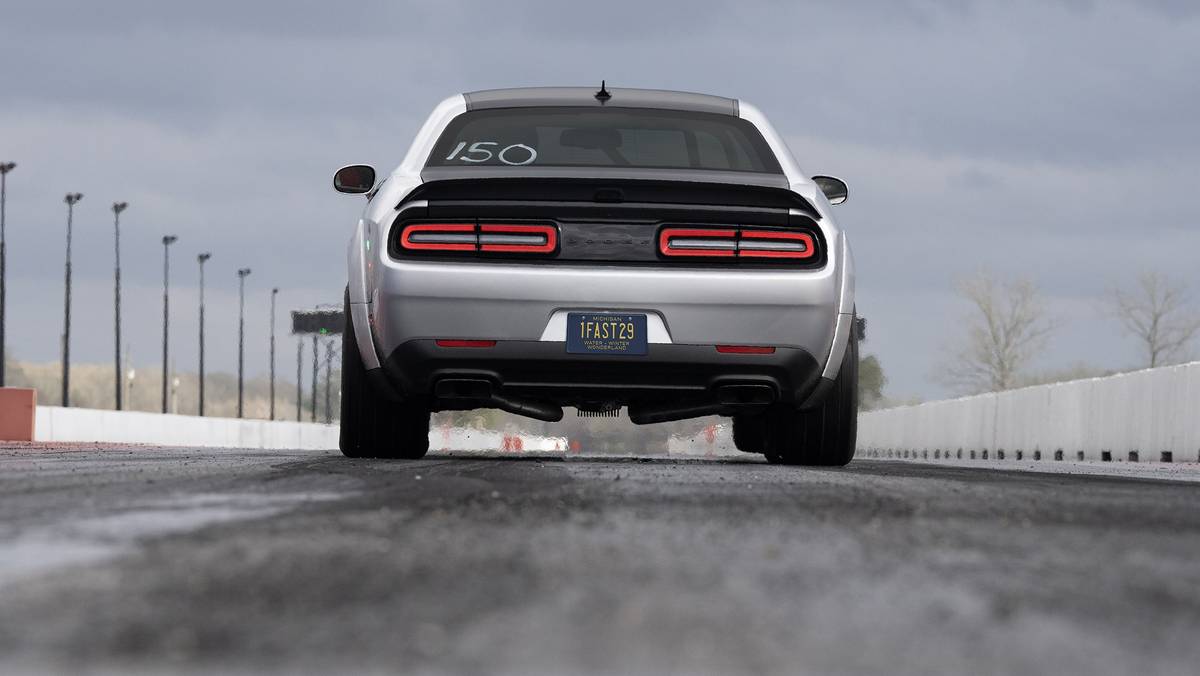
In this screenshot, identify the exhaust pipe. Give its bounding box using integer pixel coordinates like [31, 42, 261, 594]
[629, 383, 776, 425]
[628, 401, 725, 425]
[491, 394, 563, 422]
[434, 378, 563, 422]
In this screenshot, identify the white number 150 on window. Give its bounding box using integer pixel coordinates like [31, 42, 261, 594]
[444, 141, 537, 166]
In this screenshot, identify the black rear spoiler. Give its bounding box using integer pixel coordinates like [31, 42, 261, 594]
[406, 171, 820, 220]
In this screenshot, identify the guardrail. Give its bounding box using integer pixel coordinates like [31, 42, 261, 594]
[35, 406, 339, 450]
[858, 361, 1200, 463]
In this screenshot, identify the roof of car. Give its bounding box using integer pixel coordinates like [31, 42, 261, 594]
[463, 86, 738, 116]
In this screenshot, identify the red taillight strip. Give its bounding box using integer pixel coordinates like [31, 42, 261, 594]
[399, 223, 558, 255]
[479, 224, 558, 253]
[658, 228, 738, 257]
[659, 226, 818, 260]
[738, 230, 815, 259]
[716, 345, 776, 354]
[400, 223, 477, 251]
[435, 339, 497, 348]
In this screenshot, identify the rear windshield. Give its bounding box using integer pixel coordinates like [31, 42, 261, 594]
[427, 107, 782, 173]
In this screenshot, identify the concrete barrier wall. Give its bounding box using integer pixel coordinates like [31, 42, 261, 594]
[31, 406, 569, 454]
[858, 361, 1200, 462]
[35, 406, 339, 450]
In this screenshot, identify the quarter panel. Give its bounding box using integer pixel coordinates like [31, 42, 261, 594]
[347, 219, 369, 304]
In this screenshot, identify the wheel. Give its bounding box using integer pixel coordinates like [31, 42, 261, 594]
[732, 414, 766, 453]
[340, 290, 430, 459]
[763, 320, 859, 466]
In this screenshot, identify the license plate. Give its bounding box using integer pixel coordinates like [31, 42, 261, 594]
[566, 313, 648, 356]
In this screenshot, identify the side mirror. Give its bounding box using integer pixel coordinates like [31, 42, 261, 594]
[333, 164, 376, 194]
[812, 175, 848, 206]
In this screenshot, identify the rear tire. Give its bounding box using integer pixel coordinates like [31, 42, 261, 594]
[340, 290, 430, 459]
[763, 321, 859, 466]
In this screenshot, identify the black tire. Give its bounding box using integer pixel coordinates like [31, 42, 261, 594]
[763, 321, 859, 466]
[732, 414, 766, 454]
[340, 290, 430, 459]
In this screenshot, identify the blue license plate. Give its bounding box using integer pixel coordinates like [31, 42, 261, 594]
[566, 313, 648, 356]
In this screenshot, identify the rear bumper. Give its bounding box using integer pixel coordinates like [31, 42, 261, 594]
[369, 258, 841, 357]
[382, 339, 823, 414]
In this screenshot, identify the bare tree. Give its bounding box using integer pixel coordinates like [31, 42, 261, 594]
[941, 272, 1055, 393]
[1110, 271, 1200, 368]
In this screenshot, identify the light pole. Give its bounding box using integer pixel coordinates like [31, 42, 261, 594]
[0, 162, 15, 387]
[160, 235, 178, 413]
[324, 339, 334, 423]
[197, 252, 211, 416]
[237, 268, 251, 418]
[296, 338, 302, 421]
[112, 201, 128, 409]
[311, 335, 318, 422]
[62, 192, 83, 407]
[269, 287, 278, 420]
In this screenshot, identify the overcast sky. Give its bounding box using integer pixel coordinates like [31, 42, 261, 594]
[2, 0, 1198, 400]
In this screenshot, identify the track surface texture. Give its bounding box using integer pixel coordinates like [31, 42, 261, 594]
[2, 445, 1199, 675]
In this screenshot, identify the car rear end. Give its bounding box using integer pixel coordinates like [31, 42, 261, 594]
[350, 88, 853, 428]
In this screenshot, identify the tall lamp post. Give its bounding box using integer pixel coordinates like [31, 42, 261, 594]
[197, 252, 212, 415]
[269, 287, 278, 420]
[295, 339, 302, 421]
[324, 339, 335, 424]
[237, 268, 251, 418]
[111, 202, 128, 409]
[311, 335, 318, 422]
[160, 235, 178, 413]
[62, 193, 83, 406]
[0, 162, 16, 387]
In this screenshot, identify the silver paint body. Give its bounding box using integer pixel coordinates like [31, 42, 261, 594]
[347, 89, 855, 392]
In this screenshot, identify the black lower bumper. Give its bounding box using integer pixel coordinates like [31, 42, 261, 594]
[380, 339, 823, 420]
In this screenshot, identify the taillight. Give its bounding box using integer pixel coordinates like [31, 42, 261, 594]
[397, 222, 558, 255]
[658, 226, 817, 261]
[737, 230, 814, 259]
[479, 224, 557, 254]
[400, 223, 477, 251]
[657, 228, 738, 257]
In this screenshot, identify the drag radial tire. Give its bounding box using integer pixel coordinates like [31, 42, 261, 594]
[339, 291, 430, 459]
[763, 322, 859, 466]
[732, 414, 767, 454]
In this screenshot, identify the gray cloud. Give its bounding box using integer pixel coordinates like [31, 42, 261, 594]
[1, 0, 1197, 399]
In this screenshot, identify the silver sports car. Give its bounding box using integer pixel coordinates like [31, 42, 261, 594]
[334, 85, 858, 465]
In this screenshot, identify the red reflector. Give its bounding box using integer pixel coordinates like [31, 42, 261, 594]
[738, 230, 815, 259]
[435, 339, 496, 348]
[658, 228, 738, 257]
[400, 223, 476, 251]
[479, 224, 557, 253]
[716, 345, 776, 354]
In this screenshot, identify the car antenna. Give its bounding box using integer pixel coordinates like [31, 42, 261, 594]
[594, 80, 612, 103]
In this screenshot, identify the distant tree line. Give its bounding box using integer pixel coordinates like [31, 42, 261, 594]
[938, 270, 1199, 395]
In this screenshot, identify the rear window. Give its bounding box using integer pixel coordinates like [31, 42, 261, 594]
[427, 107, 782, 173]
